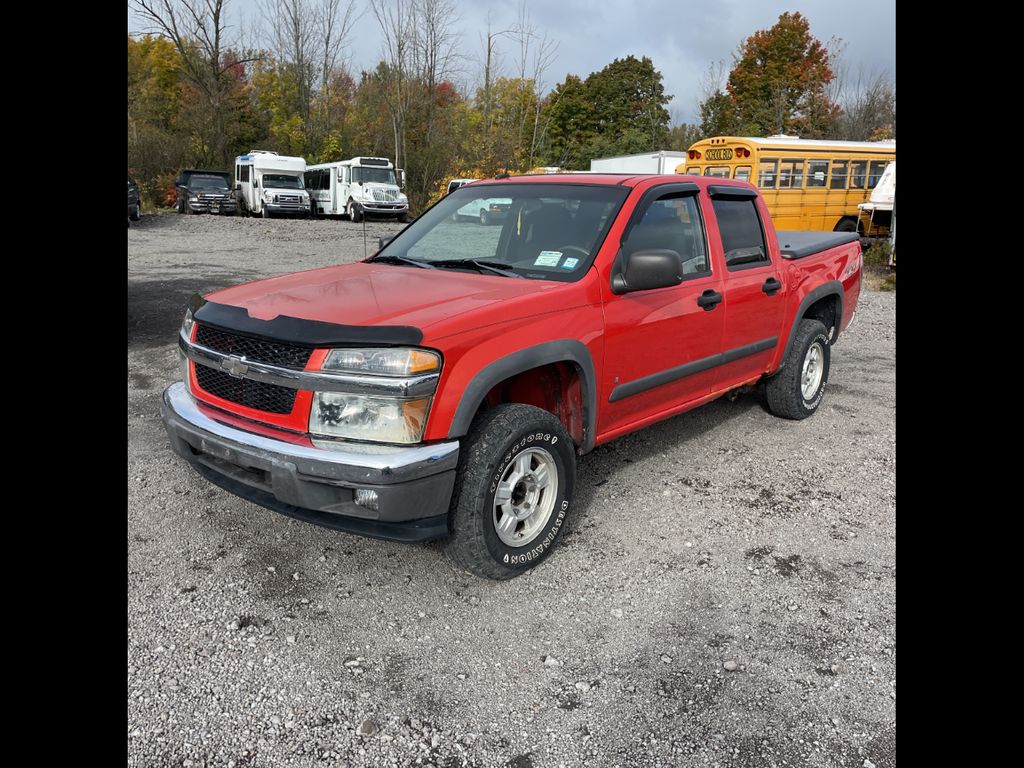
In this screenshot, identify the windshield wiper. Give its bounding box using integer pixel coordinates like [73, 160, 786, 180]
[430, 259, 523, 278]
[366, 254, 434, 269]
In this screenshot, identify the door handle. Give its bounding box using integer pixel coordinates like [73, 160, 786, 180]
[762, 277, 782, 296]
[697, 290, 723, 310]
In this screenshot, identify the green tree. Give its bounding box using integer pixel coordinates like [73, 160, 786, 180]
[720, 12, 840, 138]
[544, 56, 671, 169]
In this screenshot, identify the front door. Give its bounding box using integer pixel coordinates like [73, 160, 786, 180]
[599, 186, 726, 438]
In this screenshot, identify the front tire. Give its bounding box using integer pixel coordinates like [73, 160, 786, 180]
[349, 202, 363, 223]
[261, 206, 270, 219]
[446, 404, 576, 580]
[398, 212, 409, 223]
[765, 319, 831, 420]
[130, 204, 140, 221]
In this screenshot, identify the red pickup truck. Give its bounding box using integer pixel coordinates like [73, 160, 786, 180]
[161, 174, 862, 579]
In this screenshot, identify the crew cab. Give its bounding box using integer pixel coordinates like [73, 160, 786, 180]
[161, 175, 862, 579]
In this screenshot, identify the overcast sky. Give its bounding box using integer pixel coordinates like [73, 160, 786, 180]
[128, 0, 895, 124]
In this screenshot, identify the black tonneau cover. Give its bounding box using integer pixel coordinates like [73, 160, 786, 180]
[776, 231, 859, 260]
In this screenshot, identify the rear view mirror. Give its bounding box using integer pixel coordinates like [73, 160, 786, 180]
[611, 249, 683, 294]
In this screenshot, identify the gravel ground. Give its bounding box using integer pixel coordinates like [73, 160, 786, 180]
[128, 212, 896, 768]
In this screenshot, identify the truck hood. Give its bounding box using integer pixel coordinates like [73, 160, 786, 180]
[204, 262, 576, 339]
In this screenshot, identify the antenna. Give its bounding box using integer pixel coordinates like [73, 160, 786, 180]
[362, 212, 368, 258]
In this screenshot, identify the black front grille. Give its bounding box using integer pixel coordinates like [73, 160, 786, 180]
[194, 364, 297, 414]
[196, 325, 313, 370]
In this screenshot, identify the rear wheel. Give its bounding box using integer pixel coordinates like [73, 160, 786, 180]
[398, 212, 408, 223]
[446, 404, 576, 580]
[835, 218, 858, 233]
[765, 319, 831, 420]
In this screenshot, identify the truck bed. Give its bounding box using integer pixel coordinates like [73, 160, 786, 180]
[776, 231, 859, 260]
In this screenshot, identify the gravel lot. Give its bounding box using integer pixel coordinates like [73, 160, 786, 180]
[128, 212, 896, 768]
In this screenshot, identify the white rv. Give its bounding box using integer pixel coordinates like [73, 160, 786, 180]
[305, 157, 408, 222]
[589, 150, 688, 175]
[233, 150, 311, 218]
[858, 161, 896, 237]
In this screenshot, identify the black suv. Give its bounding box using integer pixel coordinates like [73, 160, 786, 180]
[175, 170, 237, 215]
[128, 175, 141, 221]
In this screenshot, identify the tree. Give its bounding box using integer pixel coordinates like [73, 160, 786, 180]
[544, 55, 671, 169]
[722, 12, 840, 137]
[132, 0, 258, 165]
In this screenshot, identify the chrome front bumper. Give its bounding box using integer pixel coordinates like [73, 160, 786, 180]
[160, 382, 458, 541]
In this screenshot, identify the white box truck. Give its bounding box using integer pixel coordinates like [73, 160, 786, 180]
[234, 150, 311, 218]
[589, 150, 689, 175]
[305, 156, 408, 222]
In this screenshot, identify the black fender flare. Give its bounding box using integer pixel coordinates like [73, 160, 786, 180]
[779, 281, 844, 370]
[447, 340, 598, 453]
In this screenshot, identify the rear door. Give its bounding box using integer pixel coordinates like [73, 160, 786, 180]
[598, 183, 725, 437]
[706, 186, 786, 390]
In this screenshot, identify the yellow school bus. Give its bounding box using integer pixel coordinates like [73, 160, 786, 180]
[679, 136, 896, 233]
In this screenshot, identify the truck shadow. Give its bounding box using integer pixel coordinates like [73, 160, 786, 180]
[569, 393, 764, 529]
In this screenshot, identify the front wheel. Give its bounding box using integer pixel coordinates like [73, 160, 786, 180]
[130, 204, 140, 222]
[446, 404, 576, 580]
[349, 202, 363, 223]
[261, 206, 270, 219]
[398, 212, 408, 223]
[765, 318, 831, 420]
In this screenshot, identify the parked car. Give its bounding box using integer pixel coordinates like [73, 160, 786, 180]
[446, 178, 479, 195]
[175, 170, 237, 215]
[162, 174, 862, 580]
[454, 197, 512, 224]
[128, 175, 141, 221]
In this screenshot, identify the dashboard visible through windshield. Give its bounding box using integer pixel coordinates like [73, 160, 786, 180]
[374, 183, 629, 281]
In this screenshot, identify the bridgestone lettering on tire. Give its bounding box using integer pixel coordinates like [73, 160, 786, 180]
[446, 403, 576, 580]
[765, 318, 831, 420]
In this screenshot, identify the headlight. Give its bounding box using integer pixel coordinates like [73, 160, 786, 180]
[309, 392, 430, 444]
[321, 348, 440, 376]
[189, 195, 199, 202]
[181, 307, 195, 340]
[264, 191, 273, 201]
[398, 193, 408, 202]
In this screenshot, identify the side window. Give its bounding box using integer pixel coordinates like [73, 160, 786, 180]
[734, 166, 752, 182]
[830, 160, 848, 189]
[868, 160, 888, 188]
[684, 166, 702, 176]
[850, 161, 868, 189]
[758, 159, 778, 189]
[240, 165, 250, 182]
[711, 198, 770, 270]
[806, 159, 829, 187]
[625, 193, 709, 277]
[779, 159, 804, 189]
[704, 166, 731, 178]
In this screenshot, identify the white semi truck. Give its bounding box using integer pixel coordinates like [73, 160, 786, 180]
[589, 150, 689, 175]
[233, 150, 311, 218]
[305, 156, 408, 222]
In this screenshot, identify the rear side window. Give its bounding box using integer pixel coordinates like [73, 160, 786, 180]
[830, 160, 848, 189]
[734, 166, 752, 182]
[712, 198, 770, 270]
[867, 160, 888, 188]
[850, 161, 868, 189]
[806, 160, 829, 187]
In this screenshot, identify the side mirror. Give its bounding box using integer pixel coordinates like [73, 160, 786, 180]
[399, 169, 406, 188]
[611, 249, 683, 295]
[254, 179, 259, 188]
[235, 183, 242, 191]
[378, 235, 395, 250]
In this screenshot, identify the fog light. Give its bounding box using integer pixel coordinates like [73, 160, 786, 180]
[354, 489, 379, 511]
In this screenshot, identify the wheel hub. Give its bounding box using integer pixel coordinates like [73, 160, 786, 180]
[801, 342, 824, 400]
[492, 448, 559, 547]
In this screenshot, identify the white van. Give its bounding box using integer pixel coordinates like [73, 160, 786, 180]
[305, 156, 408, 222]
[234, 150, 311, 218]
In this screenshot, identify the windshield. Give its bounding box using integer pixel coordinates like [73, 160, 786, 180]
[262, 174, 304, 189]
[352, 166, 397, 185]
[191, 175, 230, 190]
[376, 183, 629, 281]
